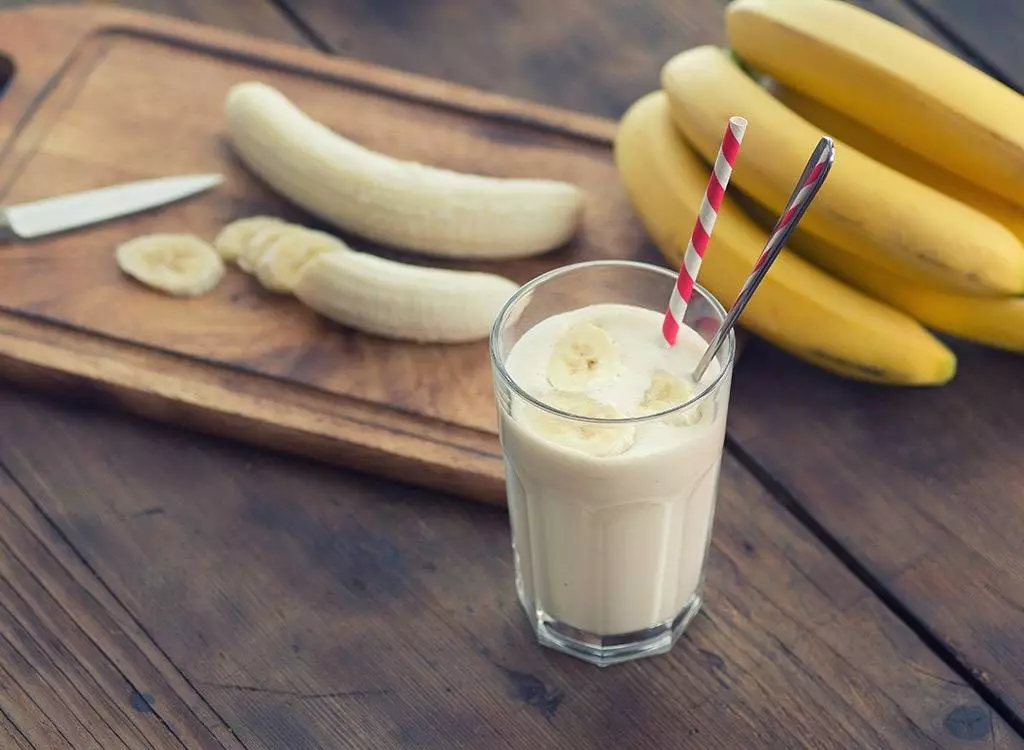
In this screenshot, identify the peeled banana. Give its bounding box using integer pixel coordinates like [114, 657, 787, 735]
[767, 81, 1024, 245]
[293, 248, 519, 344]
[115, 233, 225, 297]
[726, 0, 1024, 206]
[224, 81, 584, 260]
[660, 45, 1024, 296]
[613, 90, 956, 385]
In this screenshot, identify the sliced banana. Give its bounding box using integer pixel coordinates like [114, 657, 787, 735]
[520, 391, 635, 457]
[255, 228, 347, 293]
[115, 233, 225, 297]
[546, 321, 621, 391]
[293, 248, 519, 343]
[213, 215, 285, 262]
[637, 369, 703, 425]
[237, 222, 295, 272]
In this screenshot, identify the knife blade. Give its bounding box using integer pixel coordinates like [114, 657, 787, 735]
[0, 173, 224, 239]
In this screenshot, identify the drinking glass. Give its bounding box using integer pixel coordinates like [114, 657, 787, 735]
[489, 260, 735, 666]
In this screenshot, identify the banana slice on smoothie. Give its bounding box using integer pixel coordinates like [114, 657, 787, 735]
[522, 390, 635, 457]
[546, 322, 621, 390]
[637, 369, 704, 426]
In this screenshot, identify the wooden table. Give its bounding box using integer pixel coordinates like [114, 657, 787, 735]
[0, 0, 1022, 747]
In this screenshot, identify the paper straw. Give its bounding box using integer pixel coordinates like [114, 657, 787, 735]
[662, 115, 747, 346]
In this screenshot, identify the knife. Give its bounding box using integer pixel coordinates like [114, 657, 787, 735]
[0, 173, 224, 240]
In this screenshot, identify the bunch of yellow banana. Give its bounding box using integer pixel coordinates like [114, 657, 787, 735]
[613, 0, 1024, 385]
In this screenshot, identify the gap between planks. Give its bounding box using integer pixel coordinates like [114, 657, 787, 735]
[262, 0, 333, 52]
[0, 461, 247, 749]
[725, 435, 1024, 739]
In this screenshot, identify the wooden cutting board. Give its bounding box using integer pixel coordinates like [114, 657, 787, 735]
[0, 5, 711, 504]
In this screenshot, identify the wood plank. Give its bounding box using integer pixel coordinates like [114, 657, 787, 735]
[274, 0, 991, 119]
[0, 450, 248, 747]
[840, 0, 970, 48]
[898, 0, 1024, 91]
[270, 0, 726, 118]
[728, 338, 1024, 724]
[48, 0, 309, 45]
[0, 384, 1018, 748]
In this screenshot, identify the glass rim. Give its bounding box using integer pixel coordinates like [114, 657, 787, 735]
[489, 259, 736, 426]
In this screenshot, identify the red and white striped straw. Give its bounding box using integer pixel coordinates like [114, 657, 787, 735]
[662, 115, 747, 346]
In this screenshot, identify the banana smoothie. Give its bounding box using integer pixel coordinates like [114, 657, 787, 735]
[496, 300, 730, 658]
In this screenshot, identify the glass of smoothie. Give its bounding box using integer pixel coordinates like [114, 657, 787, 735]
[489, 259, 734, 667]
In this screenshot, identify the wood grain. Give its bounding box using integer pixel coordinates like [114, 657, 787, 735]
[85, 0, 309, 46]
[0, 382, 1018, 749]
[273, 0, 726, 118]
[275, 0, 989, 120]
[898, 0, 1024, 90]
[728, 338, 1024, 723]
[0, 444, 246, 748]
[840, 0, 974, 49]
[0, 4, 682, 502]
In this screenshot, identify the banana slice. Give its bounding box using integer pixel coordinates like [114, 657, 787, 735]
[293, 248, 519, 343]
[238, 222, 295, 272]
[521, 391, 635, 457]
[637, 369, 703, 425]
[546, 322, 621, 391]
[255, 228, 347, 293]
[213, 215, 286, 262]
[115, 233, 225, 297]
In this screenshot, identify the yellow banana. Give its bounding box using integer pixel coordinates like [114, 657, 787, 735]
[659, 45, 1024, 296]
[732, 189, 1024, 352]
[725, 0, 1024, 207]
[767, 81, 1024, 245]
[613, 90, 955, 386]
[785, 230, 1024, 354]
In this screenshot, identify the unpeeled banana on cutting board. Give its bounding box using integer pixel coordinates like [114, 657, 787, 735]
[611, 0, 1024, 384]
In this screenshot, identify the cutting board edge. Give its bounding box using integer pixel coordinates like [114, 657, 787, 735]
[0, 311, 509, 505]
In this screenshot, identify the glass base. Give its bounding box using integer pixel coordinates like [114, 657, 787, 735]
[524, 594, 703, 667]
